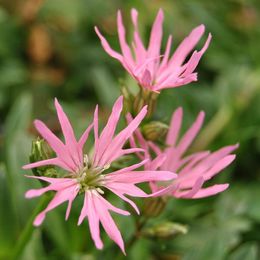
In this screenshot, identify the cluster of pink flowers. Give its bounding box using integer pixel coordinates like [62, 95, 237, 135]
[23, 9, 237, 254]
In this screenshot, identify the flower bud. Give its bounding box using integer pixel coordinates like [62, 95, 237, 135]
[29, 138, 57, 178]
[142, 121, 168, 141]
[133, 87, 158, 117]
[120, 85, 134, 115]
[142, 222, 188, 239]
[133, 90, 145, 116]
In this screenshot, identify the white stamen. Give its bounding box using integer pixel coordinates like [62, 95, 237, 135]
[84, 154, 89, 167]
[96, 188, 104, 194]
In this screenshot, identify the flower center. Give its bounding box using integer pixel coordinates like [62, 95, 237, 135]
[77, 155, 108, 193]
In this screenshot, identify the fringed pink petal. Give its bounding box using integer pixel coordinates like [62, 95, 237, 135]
[202, 144, 239, 167]
[79, 191, 104, 249]
[173, 177, 204, 198]
[131, 8, 146, 65]
[157, 35, 173, 75]
[78, 191, 88, 226]
[110, 159, 148, 175]
[146, 154, 167, 171]
[97, 106, 147, 166]
[177, 155, 235, 189]
[124, 148, 145, 154]
[22, 158, 70, 172]
[178, 151, 210, 176]
[181, 33, 212, 77]
[141, 69, 152, 87]
[33, 183, 79, 226]
[148, 183, 180, 197]
[154, 68, 193, 91]
[126, 113, 148, 159]
[94, 96, 123, 166]
[25, 186, 50, 198]
[168, 24, 205, 69]
[203, 155, 236, 180]
[93, 193, 126, 254]
[25, 178, 74, 198]
[178, 146, 238, 188]
[65, 184, 80, 220]
[147, 8, 164, 75]
[148, 141, 162, 156]
[105, 182, 148, 197]
[96, 192, 130, 216]
[161, 147, 181, 172]
[54, 99, 82, 168]
[106, 186, 140, 214]
[34, 120, 76, 172]
[118, 148, 144, 157]
[78, 123, 94, 150]
[192, 184, 229, 198]
[176, 111, 205, 155]
[25, 175, 77, 184]
[117, 10, 135, 69]
[166, 107, 183, 146]
[106, 170, 176, 184]
[95, 26, 123, 62]
[92, 105, 99, 164]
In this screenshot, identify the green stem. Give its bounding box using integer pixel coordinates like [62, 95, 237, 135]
[12, 194, 50, 259]
[126, 218, 147, 249]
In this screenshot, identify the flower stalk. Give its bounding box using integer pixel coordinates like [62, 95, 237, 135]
[12, 194, 51, 259]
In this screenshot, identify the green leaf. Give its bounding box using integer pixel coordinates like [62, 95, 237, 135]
[4, 93, 33, 226]
[20, 230, 47, 260]
[90, 66, 119, 107]
[228, 243, 258, 260]
[0, 164, 16, 259]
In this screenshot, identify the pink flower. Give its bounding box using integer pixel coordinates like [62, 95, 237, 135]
[23, 96, 176, 253]
[95, 9, 211, 92]
[128, 107, 238, 199]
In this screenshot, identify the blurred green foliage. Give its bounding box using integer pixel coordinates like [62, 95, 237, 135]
[0, 0, 259, 259]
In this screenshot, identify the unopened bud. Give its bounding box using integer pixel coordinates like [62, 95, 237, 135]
[120, 85, 134, 114]
[29, 138, 57, 178]
[142, 121, 168, 141]
[133, 87, 159, 118]
[133, 90, 145, 116]
[142, 222, 188, 239]
[30, 138, 53, 161]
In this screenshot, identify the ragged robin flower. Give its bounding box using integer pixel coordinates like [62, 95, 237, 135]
[95, 9, 211, 93]
[128, 107, 238, 199]
[23, 96, 176, 254]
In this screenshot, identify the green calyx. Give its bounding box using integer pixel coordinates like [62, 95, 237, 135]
[30, 138, 58, 179]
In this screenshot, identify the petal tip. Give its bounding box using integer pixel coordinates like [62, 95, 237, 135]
[117, 9, 122, 18]
[176, 107, 183, 114]
[197, 24, 205, 32]
[199, 110, 206, 118]
[33, 213, 45, 226]
[33, 119, 41, 127]
[158, 8, 164, 17]
[94, 26, 100, 34]
[22, 165, 29, 170]
[25, 191, 33, 198]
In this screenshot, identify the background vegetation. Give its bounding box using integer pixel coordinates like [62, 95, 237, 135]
[0, 0, 259, 259]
